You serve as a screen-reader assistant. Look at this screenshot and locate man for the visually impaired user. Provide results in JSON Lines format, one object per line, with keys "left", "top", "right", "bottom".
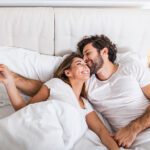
{"left": 77, "top": 35, "right": 150, "bottom": 149}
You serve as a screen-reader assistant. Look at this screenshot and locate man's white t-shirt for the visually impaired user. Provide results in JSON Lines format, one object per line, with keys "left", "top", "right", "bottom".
{"left": 86, "top": 60, "right": 150, "bottom": 147}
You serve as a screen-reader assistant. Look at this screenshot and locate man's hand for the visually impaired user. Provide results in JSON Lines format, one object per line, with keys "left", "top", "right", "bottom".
{"left": 114, "top": 125, "right": 138, "bottom": 148}
{"left": 0, "top": 64, "right": 14, "bottom": 85}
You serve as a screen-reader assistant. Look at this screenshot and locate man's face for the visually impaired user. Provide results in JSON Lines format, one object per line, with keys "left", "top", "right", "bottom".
{"left": 83, "top": 43, "right": 104, "bottom": 74}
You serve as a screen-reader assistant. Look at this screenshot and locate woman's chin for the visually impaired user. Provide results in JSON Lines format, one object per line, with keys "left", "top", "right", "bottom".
{"left": 82, "top": 76, "right": 90, "bottom": 82}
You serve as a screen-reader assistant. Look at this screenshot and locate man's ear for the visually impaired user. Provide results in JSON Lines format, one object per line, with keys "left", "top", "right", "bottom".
{"left": 100, "top": 47, "right": 108, "bottom": 56}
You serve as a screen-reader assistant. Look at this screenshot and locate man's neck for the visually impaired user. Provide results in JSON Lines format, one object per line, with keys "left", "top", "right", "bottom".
{"left": 96, "top": 62, "right": 118, "bottom": 81}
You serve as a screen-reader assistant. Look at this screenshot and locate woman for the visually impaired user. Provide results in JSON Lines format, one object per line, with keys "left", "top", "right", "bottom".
{"left": 0, "top": 53, "right": 119, "bottom": 150}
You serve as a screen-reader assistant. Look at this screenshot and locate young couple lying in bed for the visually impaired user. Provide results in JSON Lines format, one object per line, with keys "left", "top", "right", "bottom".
{"left": 1, "top": 35, "right": 150, "bottom": 150}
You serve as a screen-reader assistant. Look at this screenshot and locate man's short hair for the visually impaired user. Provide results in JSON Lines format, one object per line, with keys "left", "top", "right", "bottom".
{"left": 77, "top": 34, "right": 117, "bottom": 63}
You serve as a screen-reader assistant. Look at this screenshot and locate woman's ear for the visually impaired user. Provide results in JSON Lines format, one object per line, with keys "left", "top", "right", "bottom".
{"left": 64, "top": 70, "right": 71, "bottom": 77}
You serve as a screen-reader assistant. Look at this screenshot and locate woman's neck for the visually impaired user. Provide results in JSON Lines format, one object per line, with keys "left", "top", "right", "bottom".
{"left": 69, "top": 79, "right": 83, "bottom": 100}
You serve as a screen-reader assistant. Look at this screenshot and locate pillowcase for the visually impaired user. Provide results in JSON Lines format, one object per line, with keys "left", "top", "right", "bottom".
{"left": 0, "top": 47, "right": 63, "bottom": 106}
{"left": 0, "top": 47, "right": 63, "bottom": 82}
{"left": 116, "top": 51, "right": 148, "bottom": 67}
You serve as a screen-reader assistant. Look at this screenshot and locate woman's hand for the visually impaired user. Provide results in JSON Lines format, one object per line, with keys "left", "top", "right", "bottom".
{"left": 100, "top": 131, "right": 119, "bottom": 150}
{"left": 86, "top": 111, "right": 119, "bottom": 150}
{"left": 0, "top": 64, "right": 14, "bottom": 85}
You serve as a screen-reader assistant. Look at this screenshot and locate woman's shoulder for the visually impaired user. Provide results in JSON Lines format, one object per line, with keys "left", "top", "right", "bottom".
{"left": 47, "top": 77, "right": 62, "bottom": 83}
{"left": 44, "top": 78, "right": 64, "bottom": 87}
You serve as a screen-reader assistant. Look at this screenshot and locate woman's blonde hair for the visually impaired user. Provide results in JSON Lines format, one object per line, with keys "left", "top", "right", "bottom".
{"left": 54, "top": 52, "right": 86, "bottom": 98}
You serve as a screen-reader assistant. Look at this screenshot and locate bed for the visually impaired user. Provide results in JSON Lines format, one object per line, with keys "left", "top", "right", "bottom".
{"left": 0, "top": 4, "right": 149, "bottom": 150}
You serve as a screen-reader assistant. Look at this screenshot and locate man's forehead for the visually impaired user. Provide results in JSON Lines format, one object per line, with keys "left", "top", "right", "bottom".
{"left": 83, "top": 48, "right": 90, "bottom": 54}
{"left": 83, "top": 43, "right": 93, "bottom": 52}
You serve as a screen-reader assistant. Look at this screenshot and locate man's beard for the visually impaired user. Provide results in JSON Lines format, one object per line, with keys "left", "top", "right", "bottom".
{"left": 89, "top": 56, "right": 104, "bottom": 75}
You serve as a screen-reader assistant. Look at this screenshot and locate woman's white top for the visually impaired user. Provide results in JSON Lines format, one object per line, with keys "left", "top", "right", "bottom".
{"left": 44, "top": 78, "right": 93, "bottom": 118}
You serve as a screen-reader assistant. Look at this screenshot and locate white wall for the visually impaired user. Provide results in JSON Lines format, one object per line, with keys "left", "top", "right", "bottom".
{"left": 0, "top": 0, "right": 149, "bottom": 7}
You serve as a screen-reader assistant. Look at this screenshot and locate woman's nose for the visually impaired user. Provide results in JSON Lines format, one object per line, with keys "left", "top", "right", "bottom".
{"left": 82, "top": 63, "right": 88, "bottom": 68}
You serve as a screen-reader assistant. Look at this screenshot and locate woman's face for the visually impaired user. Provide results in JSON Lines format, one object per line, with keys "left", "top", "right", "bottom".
{"left": 66, "top": 57, "right": 90, "bottom": 82}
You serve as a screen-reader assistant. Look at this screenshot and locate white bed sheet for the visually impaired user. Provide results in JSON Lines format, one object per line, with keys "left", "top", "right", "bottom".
{"left": 0, "top": 105, "right": 14, "bottom": 119}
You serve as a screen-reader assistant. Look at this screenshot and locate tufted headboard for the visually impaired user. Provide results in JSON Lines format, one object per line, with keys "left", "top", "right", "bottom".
{"left": 54, "top": 8, "right": 150, "bottom": 64}
{"left": 0, "top": 6, "right": 149, "bottom": 65}
{"left": 0, "top": 7, "right": 54, "bottom": 55}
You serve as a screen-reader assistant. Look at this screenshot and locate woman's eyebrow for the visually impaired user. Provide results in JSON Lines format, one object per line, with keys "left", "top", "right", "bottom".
{"left": 74, "top": 60, "right": 83, "bottom": 63}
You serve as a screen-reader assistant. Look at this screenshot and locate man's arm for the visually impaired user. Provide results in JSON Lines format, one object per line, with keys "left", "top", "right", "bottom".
{"left": 114, "top": 84, "right": 150, "bottom": 148}
{"left": 12, "top": 72, "right": 43, "bottom": 96}
{"left": 129, "top": 84, "right": 150, "bottom": 134}
{"left": 114, "top": 104, "right": 150, "bottom": 148}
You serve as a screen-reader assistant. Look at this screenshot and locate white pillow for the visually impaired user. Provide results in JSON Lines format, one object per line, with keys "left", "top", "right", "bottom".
{"left": 0, "top": 47, "right": 63, "bottom": 107}
{"left": 116, "top": 50, "right": 148, "bottom": 67}
{"left": 0, "top": 47, "right": 63, "bottom": 82}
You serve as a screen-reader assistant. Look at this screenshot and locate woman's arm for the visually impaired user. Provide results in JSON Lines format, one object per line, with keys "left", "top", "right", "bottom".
{"left": 86, "top": 111, "right": 119, "bottom": 150}
{"left": 0, "top": 64, "right": 49, "bottom": 111}
{"left": 5, "top": 82, "right": 49, "bottom": 111}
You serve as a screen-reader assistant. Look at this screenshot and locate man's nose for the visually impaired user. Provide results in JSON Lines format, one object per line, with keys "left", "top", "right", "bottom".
{"left": 83, "top": 55, "right": 87, "bottom": 63}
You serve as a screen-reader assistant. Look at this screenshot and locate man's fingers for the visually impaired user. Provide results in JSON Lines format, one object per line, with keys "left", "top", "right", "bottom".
{"left": 125, "top": 138, "right": 134, "bottom": 148}
{"left": 114, "top": 134, "right": 128, "bottom": 147}
{"left": 123, "top": 142, "right": 131, "bottom": 149}
{"left": 118, "top": 137, "right": 126, "bottom": 147}
{"left": 118, "top": 137, "right": 133, "bottom": 148}
{"left": 114, "top": 132, "right": 123, "bottom": 141}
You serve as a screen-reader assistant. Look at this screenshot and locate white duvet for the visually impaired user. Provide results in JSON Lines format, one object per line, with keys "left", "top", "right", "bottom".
{"left": 0, "top": 79, "right": 88, "bottom": 150}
